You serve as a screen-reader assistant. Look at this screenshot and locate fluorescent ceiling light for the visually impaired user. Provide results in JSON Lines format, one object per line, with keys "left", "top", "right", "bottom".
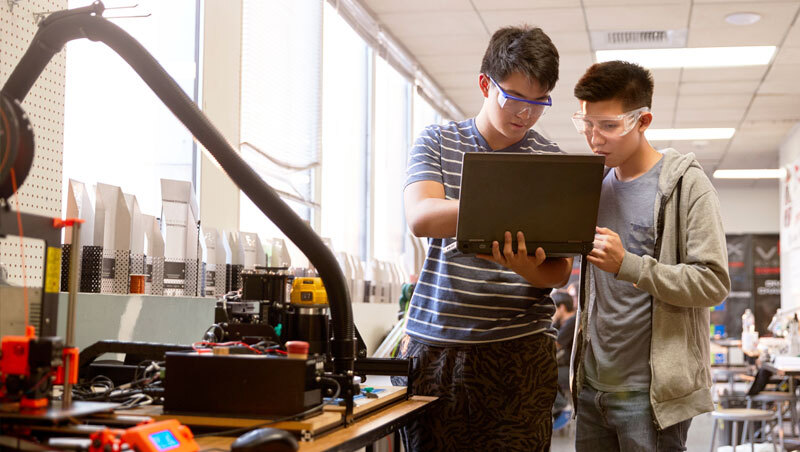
{"left": 596, "top": 46, "right": 776, "bottom": 68}
{"left": 645, "top": 128, "right": 736, "bottom": 141}
{"left": 713, "top": 169, "right": 785, "bottom": 179}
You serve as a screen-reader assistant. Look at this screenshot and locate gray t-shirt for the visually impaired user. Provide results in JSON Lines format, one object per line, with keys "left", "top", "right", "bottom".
{"left": 585, "top": 158, "right": 663, "bottom": 392}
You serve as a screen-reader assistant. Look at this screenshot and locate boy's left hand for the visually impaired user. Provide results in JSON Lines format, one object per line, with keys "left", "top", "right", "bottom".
{"left": 477, "top": 230, "right": 546, "bottom": 272}
{"left": 587, "top": 226, "right": 625, "bottom": 274}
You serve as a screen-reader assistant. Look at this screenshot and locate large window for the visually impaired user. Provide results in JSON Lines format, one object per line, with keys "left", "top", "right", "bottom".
{"left": 238, "top": 0, "right": 322, "bottom": 266}
{"left": 372, "top": 57, "right": 411, "bottom": 261}
{"left": 63, "top": 0, "right": 200, "bottom": 218}
{"left": 319, "top": 2, "right": 369, "bottom": 258}
{"left": 413, "top": 90, "right": 442, "bottom": 140}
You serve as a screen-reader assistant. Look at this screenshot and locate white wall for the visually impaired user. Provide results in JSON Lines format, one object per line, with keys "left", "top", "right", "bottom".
{"left": 716, "top": 185, "right": 780, "bottom": 234}
{"left": 780, "top": 124, "right": 800, "bottom": 311}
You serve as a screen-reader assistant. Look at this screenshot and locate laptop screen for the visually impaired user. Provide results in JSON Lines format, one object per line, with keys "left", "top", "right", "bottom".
{"left": 456, "top": 153, "right": 605, "bottom": 255}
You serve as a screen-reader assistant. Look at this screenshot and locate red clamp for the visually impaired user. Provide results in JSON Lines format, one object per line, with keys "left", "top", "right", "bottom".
{"left": 52, "top": 218, "right": 86, "bottom": 229}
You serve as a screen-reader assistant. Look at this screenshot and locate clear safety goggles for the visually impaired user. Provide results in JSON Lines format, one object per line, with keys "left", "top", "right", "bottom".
{"left": 571, "top": 107, "right": 650, "bottom": 138}
{"left": 489, "top": 76, "right": 552, "bottom": 118}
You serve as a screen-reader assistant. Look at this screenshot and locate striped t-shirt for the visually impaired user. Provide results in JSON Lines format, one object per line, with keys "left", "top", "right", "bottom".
{"left": 405, "top": 118, "right": 564, "bottom": 345}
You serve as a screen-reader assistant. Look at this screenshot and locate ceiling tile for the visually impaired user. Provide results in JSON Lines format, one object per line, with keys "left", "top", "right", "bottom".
{"left": 786, "top": 18, "right": 800, "bottom": 48}
{"left": 544, "top": 31, "right": 593, "bottom": 54}
{"left": 480, "top": 9, "right": 587, "bottom": 33}
{"left": 747, "top": 94, "right": 800, "bottom": 121}
{"left": 673, "top": 107, "right": 745, "bottom": 123}
{"left": 558, "top": 52, "right": 595, "bottom": 71}
{"left": 418, "top": 53, "right": 484, "bottom": 73}
{"left": 673, "top": 119, "right": 740, "bottom": 128}
{"left": 362, "top": 0, "right": 473, "bottom": 14}
{"left": 677, "top": 94, "right": 752, "bottom": 110}
{"left": 401, "top": 34, "right": 490, "bottom": 57}
{"left": 718, "top": 152, "right": 779, "bottom": 169}
{"left": 378, "top": 11, "right": 486, "bottom": 37}
{"left": 585, "top": 4, "right": 691, "bottom": 31}
{"left": 772, "top": 46, "right": 800, "bottom": 66}
{"left": 687, "top": 2, "right": 799, "bottom": 47}
{"left": 434, "top": 72, "right": 480, "bottom": 89}
{"left": 680, "top": 66, "right": 768, "bottom": 82}
{"left": 679, "top": 80, "right": 761, "bottom": 95}
{"left": 472, "top": 0, "right": 581, "bottom": 9}
{"left": 651, "top": 68, "right": 683, "bottom": 83}
{"left": 584, "top": 0, "right": 690, "bottom": 4}
{"left": 759, "top": 79, "right": 800, "bottom": 95}
{"left": 764, "top": 63, "right": 800, "bottom": 83}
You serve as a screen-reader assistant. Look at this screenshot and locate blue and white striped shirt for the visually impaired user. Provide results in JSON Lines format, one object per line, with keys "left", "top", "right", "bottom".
{"left": 405, "top": 118, "right": 563, "bottom": 345}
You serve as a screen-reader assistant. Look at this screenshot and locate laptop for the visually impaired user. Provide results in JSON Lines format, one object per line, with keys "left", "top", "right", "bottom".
{"left": 450, "top": 153, "right": 605, "bottom": 257}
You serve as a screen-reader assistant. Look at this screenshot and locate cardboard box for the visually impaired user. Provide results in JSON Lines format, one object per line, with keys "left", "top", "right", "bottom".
{"left": 160, "top": 179, "right": 199, "bottom": 296}
{"left": 144, "top": 215, "right": 165, "bottom": 295}
{"left": 202, "top": 227, "right": 228, "bottom": 298}
{"left": 96, "top": 183, "right": 131, "bottom": 294}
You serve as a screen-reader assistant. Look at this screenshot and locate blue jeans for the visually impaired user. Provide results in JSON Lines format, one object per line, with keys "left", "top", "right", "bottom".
{"left": 575, "top": 386, "right": 692, "bottom": 452}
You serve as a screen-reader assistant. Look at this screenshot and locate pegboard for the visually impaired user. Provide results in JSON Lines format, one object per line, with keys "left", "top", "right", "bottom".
{"left": 0, "top": 0, "right": 67, "bottom": 286}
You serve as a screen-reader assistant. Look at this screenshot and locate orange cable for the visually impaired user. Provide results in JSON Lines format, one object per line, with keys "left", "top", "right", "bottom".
{"left": 10, "top": 168, "right": 29, "bottom": 328}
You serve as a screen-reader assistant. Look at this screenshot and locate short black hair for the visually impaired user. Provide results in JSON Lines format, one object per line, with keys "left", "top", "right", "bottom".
{"left": 574, "top": 60, "right": 654, "bottom": 110}
{"left": 480, "top": 26, "right": 559, "bottom": 93}
{"left": 552, "top": 291, "right": 574, "bottom": 312}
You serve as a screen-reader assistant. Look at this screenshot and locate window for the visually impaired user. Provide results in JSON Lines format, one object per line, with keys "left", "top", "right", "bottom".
{"left": 413, "top": 89, "right": 442, "bottom": 140}
{"left": 239, "top": 0, "right": 323, "bottom": 265}
{"left": 372, "top": 57, "right": 411, "bottom": 261}
{"left": 63, "top": 0, "right": 200, "bottom": 217}
{"left": 319, "top": 2, "right": 369, "bottom": 258}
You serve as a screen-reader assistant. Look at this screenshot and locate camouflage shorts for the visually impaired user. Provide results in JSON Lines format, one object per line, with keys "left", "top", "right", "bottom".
{"left": 391, "top": 333, "right": 557, "bottom": 452}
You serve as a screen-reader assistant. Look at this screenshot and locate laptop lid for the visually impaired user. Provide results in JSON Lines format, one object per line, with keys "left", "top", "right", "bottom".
{"left": 455, "top": 153, "right": 605, "bottom": 257}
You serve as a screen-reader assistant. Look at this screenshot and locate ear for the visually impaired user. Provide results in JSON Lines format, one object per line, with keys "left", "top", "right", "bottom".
{"left": 638, "top": 112, "right": 653, "bottom": 132}
{"left": 478, "top": 74, "right": 490, "bottom": 98}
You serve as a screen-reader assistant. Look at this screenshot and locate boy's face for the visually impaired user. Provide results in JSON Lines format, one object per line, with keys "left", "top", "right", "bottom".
{"left": 577, "top": 99, "right": 652, "bottom": 168}
{"left": 479, "top": 72, "right": 550, "bottom": 142}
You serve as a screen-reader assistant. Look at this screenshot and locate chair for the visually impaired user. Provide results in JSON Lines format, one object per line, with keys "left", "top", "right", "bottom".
{"left": 709, "top": 408, "right": 782, "bottom": 452}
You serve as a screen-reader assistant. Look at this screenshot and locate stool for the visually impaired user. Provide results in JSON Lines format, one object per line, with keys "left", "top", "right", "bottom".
{"left": 746, "top": 391, "right": 798, "bottom": 439}
{"left": 709, "top": 408, "right": 782, "bottom": 452}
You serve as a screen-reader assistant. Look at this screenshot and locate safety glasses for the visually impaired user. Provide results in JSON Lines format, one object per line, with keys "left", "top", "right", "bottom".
{"left": 488, "top": 76, "right": 552, "bottom": 118}
{"left": 571, "top": 107, "right": 650, "bottom": 138}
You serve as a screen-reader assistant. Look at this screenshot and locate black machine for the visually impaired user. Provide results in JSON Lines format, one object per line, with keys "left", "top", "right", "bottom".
{"left": 0, "top": 0, "right": 410, "bottom": 430}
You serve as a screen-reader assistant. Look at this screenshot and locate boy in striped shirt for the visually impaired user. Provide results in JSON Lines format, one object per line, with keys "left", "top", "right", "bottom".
{"left": 398, "top": 25, "right": 572, "bottom": 451}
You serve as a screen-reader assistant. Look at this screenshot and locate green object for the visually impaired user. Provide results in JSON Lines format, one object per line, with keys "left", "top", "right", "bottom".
{"left": 363, "top": 387, "right": 374, "bottom": 393}
{"left": 275, "top": 323, "right": 283, "bottom": 338}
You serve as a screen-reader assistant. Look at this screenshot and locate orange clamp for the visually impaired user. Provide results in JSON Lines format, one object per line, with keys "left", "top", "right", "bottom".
{"left": 52, "top": 218, "right": 86, "bottom": 229}
{"left": 55, "top": 347, "right": 79, "bottom": 385}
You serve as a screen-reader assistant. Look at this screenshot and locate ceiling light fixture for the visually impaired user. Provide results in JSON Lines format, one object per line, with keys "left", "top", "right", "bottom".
{"left": 596, "top": 46, "right": 776, "bottom": 68}
{"left": 713, "top": 169, "right": 785, "bottom": 179}
{"left": 645, "top": 128, "right": 736, "bottom": 141}
{"left": 725, "top": 12, "right": 762, "bottom": 26}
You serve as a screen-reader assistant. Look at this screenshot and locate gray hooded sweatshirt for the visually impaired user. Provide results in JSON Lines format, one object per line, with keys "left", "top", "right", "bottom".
{"left": 571, "top": 148, "right": 731, "bottom": 429}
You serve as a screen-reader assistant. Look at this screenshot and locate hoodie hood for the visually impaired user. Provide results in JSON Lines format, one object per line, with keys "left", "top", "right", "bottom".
{"left": 658, "top": 148, "right": 702, "bottom": 196}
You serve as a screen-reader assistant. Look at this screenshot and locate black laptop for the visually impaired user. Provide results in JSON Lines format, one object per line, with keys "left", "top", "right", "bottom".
{"left": 451, "top": 153, "right": 605, "bottom": 257}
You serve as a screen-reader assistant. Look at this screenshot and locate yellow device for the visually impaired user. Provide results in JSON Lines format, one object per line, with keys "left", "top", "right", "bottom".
{"left": 290, "top": 277, "right": 329, "bottom": 306}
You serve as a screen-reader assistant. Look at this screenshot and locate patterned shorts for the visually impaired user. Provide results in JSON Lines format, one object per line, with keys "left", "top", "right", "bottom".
{"left": 391, "top": 333, "right": 557, "bottom": 452}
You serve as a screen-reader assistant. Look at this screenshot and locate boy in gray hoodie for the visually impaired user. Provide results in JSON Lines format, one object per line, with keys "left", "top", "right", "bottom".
{"left": 570, "top": 61, "right": 730, "bottom": 451}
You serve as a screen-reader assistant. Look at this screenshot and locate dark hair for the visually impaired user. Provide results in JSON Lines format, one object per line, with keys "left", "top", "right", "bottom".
{"left": 480, "top": 26, "right": 559, "bottom": 93}
{"left": 552, "top": 291, "right": 574, "bottom": 312}
{"left": 574, "top": 60, "right": 654, "bottom": 110}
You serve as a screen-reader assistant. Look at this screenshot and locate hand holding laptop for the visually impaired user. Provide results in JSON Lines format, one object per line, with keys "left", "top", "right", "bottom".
{"left": 477, "top": 230, "right": 574, "bottom": 289}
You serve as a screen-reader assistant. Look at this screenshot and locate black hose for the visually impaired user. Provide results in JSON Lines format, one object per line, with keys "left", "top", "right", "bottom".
{"left": 1, "top": 2, "right": 355, "bottom": 373}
